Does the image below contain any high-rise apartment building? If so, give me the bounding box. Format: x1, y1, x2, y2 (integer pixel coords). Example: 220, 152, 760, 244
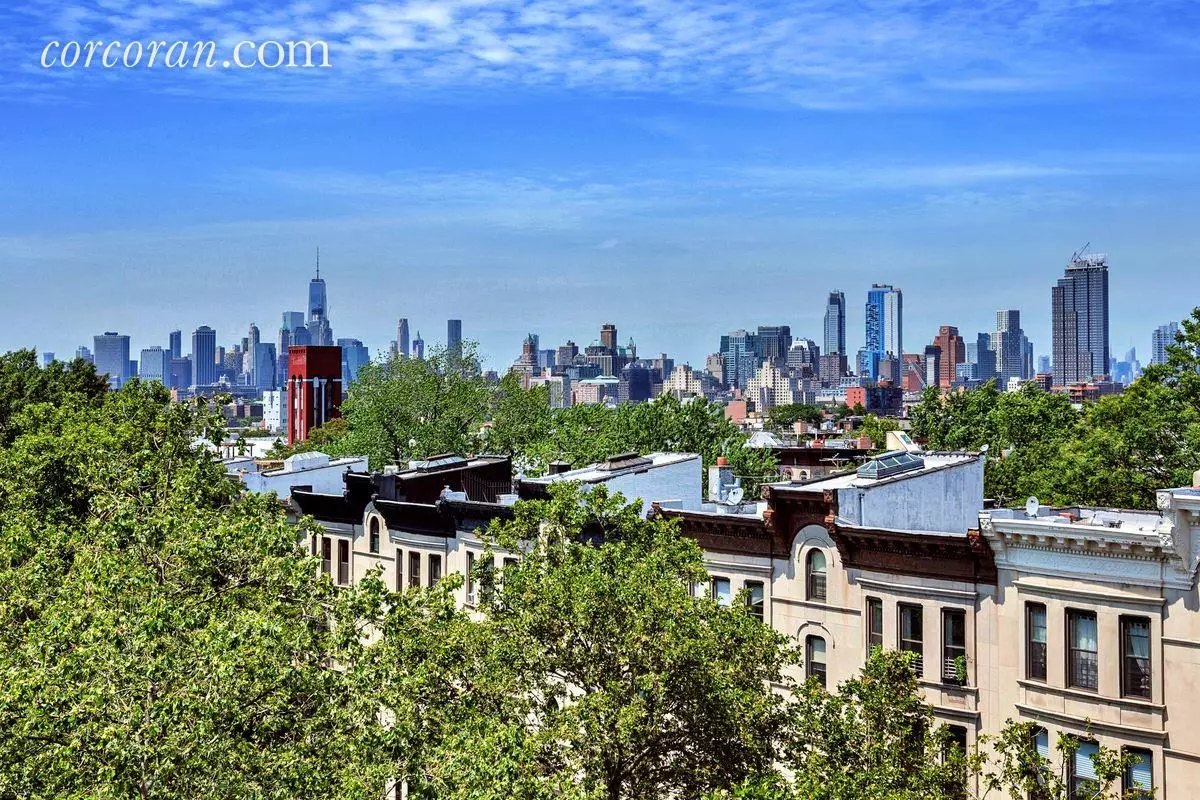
191, 326, 217, 388
992, 310, 1032, 384
93, 332, 131, 390
721, 329, 759, 390
1051, 251, 1110, 385
1152, 322, 1180, 366
932, 326, 964, 389
824, 291, 846, 356
864, 284, 902, 383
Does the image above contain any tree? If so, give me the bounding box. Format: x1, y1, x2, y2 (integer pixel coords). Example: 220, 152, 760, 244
341, 484, 796, 800
909, 309, 1200, 509
485, 372, 552, 465
0, 379, 360, 799
0, 349, 107, 446
767, 404, 824, 430
858, 413, 900, 450
503, 394, 779, 492
338, 343, 492, 469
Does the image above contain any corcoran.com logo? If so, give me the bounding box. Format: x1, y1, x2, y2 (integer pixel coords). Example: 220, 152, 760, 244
40, 39, 332, 70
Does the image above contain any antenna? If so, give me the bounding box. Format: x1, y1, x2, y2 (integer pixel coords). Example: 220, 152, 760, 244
315, 246, 320, 280
726, 486, 744, 505
1025, 496, 1040, 518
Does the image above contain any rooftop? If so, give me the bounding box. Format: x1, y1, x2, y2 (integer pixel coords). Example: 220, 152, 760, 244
521, 451, 700, 487
770, 451, 981, 495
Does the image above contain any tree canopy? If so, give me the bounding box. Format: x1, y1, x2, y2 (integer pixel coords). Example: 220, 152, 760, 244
910, 306, 1200, 509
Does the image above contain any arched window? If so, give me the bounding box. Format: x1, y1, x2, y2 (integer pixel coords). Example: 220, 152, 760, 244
806, 549, 827, 602
368, 517, 381, 554
806, 635, 827, 687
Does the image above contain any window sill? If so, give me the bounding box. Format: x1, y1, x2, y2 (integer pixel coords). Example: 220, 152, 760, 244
1017, 679, 1164, 711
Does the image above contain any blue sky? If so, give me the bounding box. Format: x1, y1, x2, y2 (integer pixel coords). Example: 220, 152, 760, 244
2, 0, 1200, 370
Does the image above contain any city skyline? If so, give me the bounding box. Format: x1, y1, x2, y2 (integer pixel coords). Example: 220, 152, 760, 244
4, 2, 1199, 371
9, 250, 1183, 376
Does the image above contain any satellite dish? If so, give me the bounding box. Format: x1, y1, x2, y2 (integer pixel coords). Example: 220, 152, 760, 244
1025, 496, 1040, 517
727, 486, 745, 505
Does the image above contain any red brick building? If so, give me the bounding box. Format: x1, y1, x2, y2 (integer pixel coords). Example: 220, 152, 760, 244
287, 346, 343, 445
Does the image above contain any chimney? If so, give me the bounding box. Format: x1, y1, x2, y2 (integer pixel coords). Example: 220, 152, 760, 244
707, 456, 734, 503
549, 460, 572, 476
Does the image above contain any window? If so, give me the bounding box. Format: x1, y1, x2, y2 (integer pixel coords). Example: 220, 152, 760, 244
337, 539, 349, 585
395, 548, 403, 591
504, 557, 519, 568
745, 581, 764, 621
1026, 603, 1048, 681
466, 551, 476, 604
806, 549, 827, 602
1029, 727, 1051, 800
429, 554, 442, 585
806, 635, 827, 687
867, 597, 883, 652
320, 537, 331, 577
1067, 610, 1098, 690
1070, 741, 1100, 800
1121, 616, 1152, 699
1123, 748, 1152, 800
942, 609, 966, 685
409, 551, 421, 589
368, 518, 381, 554
899, 604, 924, 676
945, 725, 968, 758
711, 577, 732, 606
310, 534, 317, 557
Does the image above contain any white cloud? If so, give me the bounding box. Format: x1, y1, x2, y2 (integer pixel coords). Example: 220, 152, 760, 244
4, 0, 1196, 106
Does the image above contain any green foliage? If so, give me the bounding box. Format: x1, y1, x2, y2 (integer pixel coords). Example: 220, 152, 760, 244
767, 403, 824, 430
0, 349, 108, 446
485, 372, 552, 462
910, 310, 1200, 509
338, 343, 492, 469
500, 393, 778, 494
858, 414, 900, 450
339, 484, 796, 800
0, 379, 359, 799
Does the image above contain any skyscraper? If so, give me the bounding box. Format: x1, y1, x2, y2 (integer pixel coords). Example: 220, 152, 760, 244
864, 284, 902, 383
1051, 251, 1110, 385
396, 318, 410, 358
932, 326, 964, 389
41, 352, 55, 367
191, 326, 217, 388
993, 310, 1031, 384
1152, 322, 1180, 365
824, 291, 846, 356
75, 345, 93, 364
168, 330, 182, 360
412, 332, 425, 360
721, 329, 759, 390
93, 332, 131, 390
969, 332, 997, 382
138, 347, 169, 384
247, 324, 262, 386
308, 254, 334, 346
600, 323, 617, 353
338, 338, 370, 387
756, 325, 793, 366
447, 319, 463, 358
